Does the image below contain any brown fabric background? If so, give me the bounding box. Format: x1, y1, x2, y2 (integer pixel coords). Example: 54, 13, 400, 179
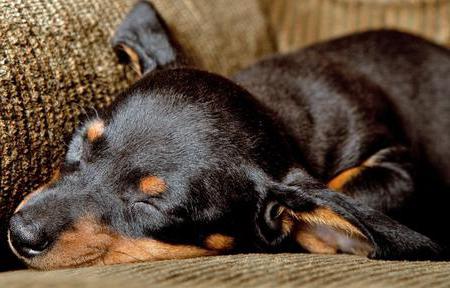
261, 0, 450, 52
152, 0, 275, 76
2, 254, 450, 287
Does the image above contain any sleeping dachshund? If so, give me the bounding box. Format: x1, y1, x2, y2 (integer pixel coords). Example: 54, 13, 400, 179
8, 1, 450, 270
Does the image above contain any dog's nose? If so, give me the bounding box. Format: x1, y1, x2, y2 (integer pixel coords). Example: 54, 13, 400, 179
8, 213, 51, 258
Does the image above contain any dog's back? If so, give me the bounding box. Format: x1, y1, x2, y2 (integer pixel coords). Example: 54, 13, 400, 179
234, 30, 450, 187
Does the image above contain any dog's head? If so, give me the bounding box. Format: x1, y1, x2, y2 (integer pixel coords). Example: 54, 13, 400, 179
7, 69, 300, 269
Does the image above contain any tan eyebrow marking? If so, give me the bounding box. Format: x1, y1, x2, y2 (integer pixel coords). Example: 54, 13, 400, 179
86, 120, 105, 142
204, 234, 235, 251
139, 176, 166, 195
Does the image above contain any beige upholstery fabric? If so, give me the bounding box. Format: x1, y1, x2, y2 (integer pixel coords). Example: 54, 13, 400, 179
152, 0, 274, 76
2, 254, 450, 287
261, 0, 450, 52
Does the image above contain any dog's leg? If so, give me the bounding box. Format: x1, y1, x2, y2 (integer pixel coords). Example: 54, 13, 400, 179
326, 146, 414, 213
112, 1, 189, 76
327, 146, 449, 244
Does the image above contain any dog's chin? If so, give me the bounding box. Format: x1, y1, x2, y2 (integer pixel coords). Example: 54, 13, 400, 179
8, 216, 219, 270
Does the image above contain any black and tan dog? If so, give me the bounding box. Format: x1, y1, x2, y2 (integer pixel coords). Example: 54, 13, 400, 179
8, 2, 450, 269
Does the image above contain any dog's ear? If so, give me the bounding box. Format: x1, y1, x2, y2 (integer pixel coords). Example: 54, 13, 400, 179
256, 169, 446, 260
111, 1, 187, 76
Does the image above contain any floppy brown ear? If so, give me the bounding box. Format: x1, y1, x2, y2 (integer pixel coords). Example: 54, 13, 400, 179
111, 1, 186, 76
256, 173, 446, 260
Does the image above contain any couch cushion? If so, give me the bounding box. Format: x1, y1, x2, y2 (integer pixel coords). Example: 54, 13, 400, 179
261, 0, 450, 52
1, 254, 450, 287
152, 0, 274, 76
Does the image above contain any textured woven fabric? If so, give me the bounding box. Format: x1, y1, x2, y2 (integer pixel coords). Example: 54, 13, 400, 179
152, 0, 275, 76
2, 254, 450, 287
261, 0, 450, 52
0, 0, 137, 268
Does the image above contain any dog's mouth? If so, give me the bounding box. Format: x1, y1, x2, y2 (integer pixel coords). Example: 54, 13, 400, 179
8, 216, 218, 270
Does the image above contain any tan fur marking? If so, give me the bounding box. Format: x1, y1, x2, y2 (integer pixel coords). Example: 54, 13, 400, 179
295, 229, 337, 254
86, 120, 105, 142
290, 207, 372, 256
293, 207, 366, 239
103, 237, 215, 266
139, 176, 166, 195
276, 206, 295, 236
204, 234, 235, 251
327, 166, 364, 191
328, 148, 394, 192
119, 45, 142, 77
15, 169, 61, 213
15, 216, 216, 270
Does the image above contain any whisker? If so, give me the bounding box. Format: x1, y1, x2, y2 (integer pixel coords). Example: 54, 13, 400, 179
72, 102, 88, 117
89, 107, 99, 119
